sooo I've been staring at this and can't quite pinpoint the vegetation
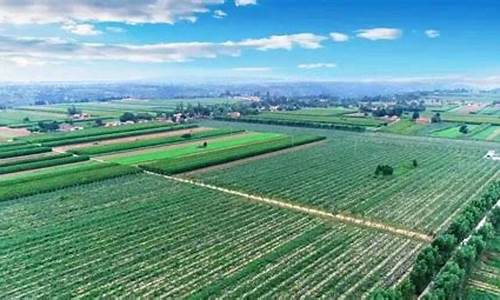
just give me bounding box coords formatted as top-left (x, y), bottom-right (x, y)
top-left (0, 154), bottom-right (89, 175)
top-left (106, 132), bottom-right (287, 165)
top-left (193, 121), bottom-right (499, 233)
top-left (0, 163), bottom-right (139, 202)
top-left (141, 134), bottom-right (324, 175)
top-left (0, 174), bottom-right (423, 298)
top-left (69, 128), bottom-right (243, 155)
top-left (0, 145), bottom-right (52, 159)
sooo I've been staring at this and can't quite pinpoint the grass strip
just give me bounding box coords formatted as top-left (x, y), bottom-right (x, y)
top-left (70, 128), bottom-right (244, 155)
top-left (141, 135), bottom-right (325, 175)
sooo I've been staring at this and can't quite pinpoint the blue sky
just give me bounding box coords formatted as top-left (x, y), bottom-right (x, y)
top-left (0, 0), bottom-right (499, 85)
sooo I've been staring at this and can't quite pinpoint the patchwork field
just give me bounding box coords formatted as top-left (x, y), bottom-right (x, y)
top-left (0, 174), bottom-right (424, 298)
top-left (431, 124), bottom-right (479, 139)
top-left (1, 113), bottom-right (499, 298)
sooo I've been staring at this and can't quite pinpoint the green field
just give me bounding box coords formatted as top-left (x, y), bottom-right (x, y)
top-left (141, 134), bottom-right (324, 175)
top-left (466, 232), bottom-right (500, 299)
top-left (0, 173), bottom-right (424, 298)
top-left (69, 128), bottom-right (242, 155)
top-left (381, 119), bottom-right (426, 135)
top-left (0, 109), bottom-right (68, 126)
top-left (431, 124), bottom-right (479, 138)
top-left (192, 121), bottom-right (500, 234)
top-left (242, 111), bottom-right (385, 127)
top-left (472, 125), bottom-right (500, 141)
top-left (106, 132), bottom-right (286, 165)
top-left (275, 107), bottom-right (358, 116)
top-left (26, 98), bottom-right (241, 118)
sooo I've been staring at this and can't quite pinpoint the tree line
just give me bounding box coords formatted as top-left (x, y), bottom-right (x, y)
top-left (372, 181), bottom-right (500, 299)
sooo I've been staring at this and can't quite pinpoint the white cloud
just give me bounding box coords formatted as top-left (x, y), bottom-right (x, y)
top-left (213, 10), bottom-right (227, 19)
top-left (356, 28), bottom-right (402, 40)
top-left (235, 0), bottom-right (257, 6)
top-left (330, 32), bottom-right (349, 42)
top-left (232, 67), bottom-right (272, 72)
top-left (0, 33), bottom-right (325, 66)
top-left (237, 33), bottom-right (327, 50)
top-left (425, 29), bottom-right (440, 39)
top-left (298, 63), bottom-right (337, 69)
top-left (106, 26), bottom-right (126, 33)
top-left (0, 0), bottom-right (226, 25)
top-left (61, 23), bottom-right (102, 36)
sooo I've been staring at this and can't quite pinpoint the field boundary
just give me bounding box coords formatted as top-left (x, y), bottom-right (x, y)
top-left (146, 171), bottom-right (433, 243)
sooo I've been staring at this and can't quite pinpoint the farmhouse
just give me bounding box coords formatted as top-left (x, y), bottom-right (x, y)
top-left (484, 150), bottom-right (500, 161)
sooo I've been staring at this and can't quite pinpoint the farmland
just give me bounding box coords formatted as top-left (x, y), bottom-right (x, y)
top-left (239, 111), bottom-right (386, 127)
top-left (103, 132), bottom-right (288, 165)
top-left (1, 103), bottom-right (500, 298)
top-left (191, 121), bottom-right (500, 234)
top-left (0, 174), bottom-right (424, 298)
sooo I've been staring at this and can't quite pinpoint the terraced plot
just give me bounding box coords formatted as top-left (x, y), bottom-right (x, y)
top-left (0, 174), bottom-right (424, 298)
top-left (190, 122), bottom-right (500, 234)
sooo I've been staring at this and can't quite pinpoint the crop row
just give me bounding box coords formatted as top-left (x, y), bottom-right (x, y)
top-left (0, 152), bottom-right (72, 168)
top-left (0, 154), bottom-right (89, 175)
top-left (69, 128), bottom-right (244, 155)
top-left (19, 122), bottom-right (188, 144)
top-left (0, 145), bottom-right (52, 159)
top-left (190, 128), bottom-right (499, 232)
top-left (0, 163), bottom-right (139, 202)
top-left (40, 124), bottom-right (198, 147)
top-left (141, 134), bottom-right (325, 175)
top-left (0, 174), bottom-right (421, 298)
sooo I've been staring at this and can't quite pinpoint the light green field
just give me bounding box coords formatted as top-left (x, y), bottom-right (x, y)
top-left (276, 107), bottom-right (357, 116)
top-left (106, 132), bottom-right (285, 165)
top-left (472, 126), bottom-right (500, 141)
top-left (431, 124), bottom-right (479, 138)
top-left (0, 109), bottom-right (67, 126)
top-left (381, 119), bottom-right (426, 135)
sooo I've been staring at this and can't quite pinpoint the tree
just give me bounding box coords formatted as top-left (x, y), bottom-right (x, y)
top-left (120, 112), bottom-right (136, 123)
top-left (431, 112), bottom-right (441, 123)
top-left (37, 121), bottom-right (59, 132)
top-left (412, 159), bottom-right (418, 168)
top-left (375, 165), bottom-right (394, 176)
top-left (67, 105), bottom-right (81, 116)
top-left (412, 111), bottom-right (420, 120)
top-left (95, 118), bottom-right (104, 127)
top-left (459, 124), bottom-right (468, 134)
top-left (23, 117), bottom-right (30, 123)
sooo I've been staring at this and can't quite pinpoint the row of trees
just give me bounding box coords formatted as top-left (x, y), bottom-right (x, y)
top-left (373, 181), bottom-right (500, 299)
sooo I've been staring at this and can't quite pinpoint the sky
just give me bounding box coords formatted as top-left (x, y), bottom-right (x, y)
top-left (0, 0), bottom-right (499, 85)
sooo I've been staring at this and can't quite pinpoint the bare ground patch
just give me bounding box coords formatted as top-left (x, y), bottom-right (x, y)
top-left (0, 127), bottom-right (31, 141)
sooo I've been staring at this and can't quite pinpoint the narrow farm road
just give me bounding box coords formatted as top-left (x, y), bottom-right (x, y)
top-left (145, 171), bottom-right (433, 243)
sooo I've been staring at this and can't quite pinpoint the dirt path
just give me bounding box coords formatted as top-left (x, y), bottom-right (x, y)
top-left (53, 127), bottom-right (210, 152)
top-left (180, 139), bottom-right (326, 176)
top-left (146, 171), bottom-right (433, 243)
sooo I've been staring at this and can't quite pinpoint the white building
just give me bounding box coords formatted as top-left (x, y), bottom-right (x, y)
top-left (484, 150), bottom-right (500, 161)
